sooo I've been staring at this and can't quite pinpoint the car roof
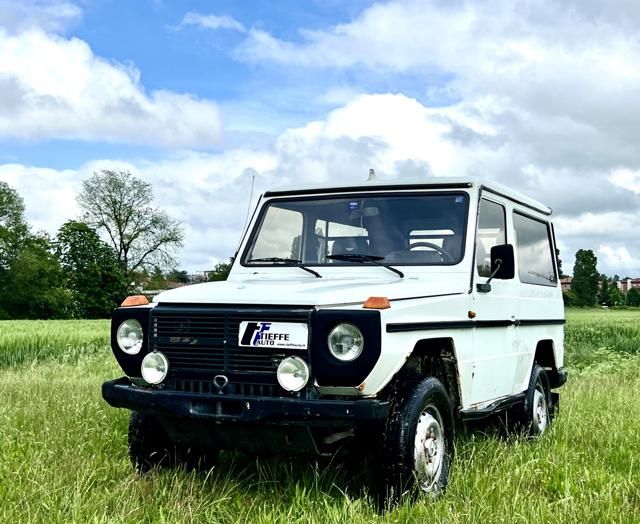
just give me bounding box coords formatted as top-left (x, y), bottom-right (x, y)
top-left (263, 177), bottom-right (552, 216)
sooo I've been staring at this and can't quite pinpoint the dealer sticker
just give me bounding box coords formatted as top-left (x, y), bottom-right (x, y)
top-left (239, 321), bottom-right (308, 349)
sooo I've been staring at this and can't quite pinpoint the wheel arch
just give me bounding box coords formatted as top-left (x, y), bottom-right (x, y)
top-left (384, 337), bottom-right (462, 414)
top-left (532, 339), bottom-right (566, 389)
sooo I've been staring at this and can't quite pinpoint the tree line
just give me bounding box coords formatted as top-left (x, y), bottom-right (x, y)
top-left (0, 169), bottom-right (230, 320)
top-left (564, 248), bottom-right (640, 307)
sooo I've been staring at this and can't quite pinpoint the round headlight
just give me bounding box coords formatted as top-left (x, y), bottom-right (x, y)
top-left (328, 323), bottom-right (364, 361)
top-left (116, 319), bottom-right (144, 355)
top-left (141, 352), bottom-right (169, 385)
top-left (276, 356), bottom-right (309, 392)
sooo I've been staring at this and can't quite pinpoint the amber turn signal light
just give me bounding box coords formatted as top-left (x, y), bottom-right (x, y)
top-left (363, 296), bottom-right (391, 309)
top-left (121, 295), bottom-right (149, 307)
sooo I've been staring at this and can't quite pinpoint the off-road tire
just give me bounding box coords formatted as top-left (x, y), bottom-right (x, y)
top-left (128, 411), bottom-right (219, 473)
top-left (128, 411), bottom-right (175, 473)
top-left (520, 364), bottom-right (553, 437)
top-left (377, 376), bottom-right (455, 507)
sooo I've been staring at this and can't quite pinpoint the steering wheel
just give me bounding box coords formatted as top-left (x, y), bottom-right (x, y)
top-left (403, 241), bottom-right (455, 262)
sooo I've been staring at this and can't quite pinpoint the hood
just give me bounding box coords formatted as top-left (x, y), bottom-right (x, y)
top-left (154, 276), bottom-right (467, 307)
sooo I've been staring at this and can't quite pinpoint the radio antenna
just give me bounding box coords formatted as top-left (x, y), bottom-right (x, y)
top-left (243, 170), bottom-right (256, 231)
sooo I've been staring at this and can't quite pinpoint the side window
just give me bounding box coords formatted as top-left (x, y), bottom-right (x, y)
top-left (476, 199), bottom-right (506, 277)
top-left (513, 212), bottom-right (557, 286)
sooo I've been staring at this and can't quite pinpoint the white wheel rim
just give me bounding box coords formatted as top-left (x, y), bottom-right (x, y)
top-left (413, 406), bottom-right (445, 493)
top-left (532, 386), bottom-right (548, 434)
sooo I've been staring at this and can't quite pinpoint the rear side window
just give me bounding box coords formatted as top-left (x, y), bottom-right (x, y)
top-left (476, 199), bottom-right (506, 277)
top-left (513, 212), bottom-right (557, 286)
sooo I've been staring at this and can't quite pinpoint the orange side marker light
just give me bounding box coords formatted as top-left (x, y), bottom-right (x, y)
top-left (363, 296), bottom-right (391, 309)
top-left (121, 295), bottom-right (149, 307)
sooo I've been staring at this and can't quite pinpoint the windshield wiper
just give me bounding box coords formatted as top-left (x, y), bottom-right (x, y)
top-left (326, 253), bottom-right (404, 278)
top-left (249, 257), bottom-right (322, 278)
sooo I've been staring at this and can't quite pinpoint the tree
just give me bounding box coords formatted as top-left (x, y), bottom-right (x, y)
top-left (627, 288), bottom-right (640, 307)
top-left (556, 248), bottom-right (567, 278)
top-left (0, 181), bottom-right (29, 272)
top-left (0, 234), bottom-right (72, 319)
top-left (562, 289), bottom-right (577, 307)
top-left (571, 249), bottom-right (599, 307)
top-left (56, 221), bottom-right (127, 318)
top-left (78, 169), bottom-right (184, 275)
top-left (208, 261), bottom-right (231, 281)
top-left (598, 274), bottom-right (610, 305)
top-left (167, 269), bottom-right (189, 284)
top-left (608, 285), bottom-right (624, 306)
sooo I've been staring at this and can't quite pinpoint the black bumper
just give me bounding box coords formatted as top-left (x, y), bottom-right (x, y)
top-left (102, 378), bottom-right (390, 424)
top-left (550, 367), bottom-right (568, 389)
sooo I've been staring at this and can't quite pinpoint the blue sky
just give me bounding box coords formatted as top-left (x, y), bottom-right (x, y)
top-left (1, 0), bottom-right (640, 274)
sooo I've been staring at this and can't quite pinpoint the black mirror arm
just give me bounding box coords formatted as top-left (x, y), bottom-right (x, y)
top-left (476, 258), bottom-right (502, 293)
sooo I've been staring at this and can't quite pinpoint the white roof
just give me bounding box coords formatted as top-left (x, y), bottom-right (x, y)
top-left (264, 177), bottom-right (552, 215)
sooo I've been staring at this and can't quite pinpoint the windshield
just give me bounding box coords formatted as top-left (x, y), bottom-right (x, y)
top-left (243, 192), bottom-right (469, 266)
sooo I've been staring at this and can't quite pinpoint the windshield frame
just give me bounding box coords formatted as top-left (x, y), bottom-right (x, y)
top-left (240, 190), bottom-right (471, 268)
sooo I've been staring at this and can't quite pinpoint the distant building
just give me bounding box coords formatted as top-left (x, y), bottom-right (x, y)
top-left (617, 278), bottom-right (640, 293)
top-left (561, 277), bottom-right (572, 291)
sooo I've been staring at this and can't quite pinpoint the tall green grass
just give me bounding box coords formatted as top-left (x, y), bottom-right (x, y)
top-left (0, 310), bottom-right (639, 522)
top-left (0, 320), bottom-right (109, 367)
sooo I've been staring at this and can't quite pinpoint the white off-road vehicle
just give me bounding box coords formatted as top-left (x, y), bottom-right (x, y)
top-left (103, 177), bottom-right (566, 502)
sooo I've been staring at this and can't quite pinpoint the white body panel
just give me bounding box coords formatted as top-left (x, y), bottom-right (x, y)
top-left (154, 177), bottom-right (564, 413)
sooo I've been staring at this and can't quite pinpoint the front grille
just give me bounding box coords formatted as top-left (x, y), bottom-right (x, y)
top-left (150, 305), bottom-right (312, 390)
top-left (168, 379), bottom-right (280, 397)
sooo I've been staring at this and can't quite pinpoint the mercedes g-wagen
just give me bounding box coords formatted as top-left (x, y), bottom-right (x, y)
top-left (103, 177), bottom-right (566, 502)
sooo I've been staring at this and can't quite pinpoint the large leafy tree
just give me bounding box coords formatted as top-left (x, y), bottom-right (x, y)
top-left (627, 287), bottom-right (640, 307)
top-left (571, 249), bottom-right (599, 307)
top-left (1, 235), bottom-right (71, 319)
top-left (208, 261), bottom-right (231, 281)
top-left (0, 181), bottom-right (29, 272)
top-left (56, 221), bottom-right (128, 318)
top-left (598, 274), bottom-right (610, 305)
top-left (77, 169), bottom-right (184, 276)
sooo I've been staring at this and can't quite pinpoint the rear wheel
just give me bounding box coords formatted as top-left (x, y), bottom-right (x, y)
top-left (377, 377), bottom-right (455, 506)
top-left (520, 364), bottom-right (553, 437)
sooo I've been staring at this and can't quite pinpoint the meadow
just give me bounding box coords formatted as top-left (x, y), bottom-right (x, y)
top-left (0, 309), bottom-right (638, 523)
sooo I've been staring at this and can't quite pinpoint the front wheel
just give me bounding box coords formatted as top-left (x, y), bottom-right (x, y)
top-left (128, 411), bottom-right (218, 473)
top-left (378, 376), bottom-right (455, 505)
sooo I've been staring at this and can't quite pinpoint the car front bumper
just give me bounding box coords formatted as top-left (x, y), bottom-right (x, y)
top-left (102, 377), bottom-right (390, 425)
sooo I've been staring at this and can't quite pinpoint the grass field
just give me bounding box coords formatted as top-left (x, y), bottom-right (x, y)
top-left (1, 310), bottom-right (639, 523)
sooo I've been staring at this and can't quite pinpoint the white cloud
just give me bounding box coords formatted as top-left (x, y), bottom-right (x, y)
top-left (179, 12), bottom-right (245, 32)
top-left (598, 245), bottom-right (640, 272)
top-left (609, 168), bottom-right (640, 194)
top-left (0, 29), bottom-right (222, 147)
top-left (0, 0), bottom-right (81, 34)
top-left (3, 92), bottom-right (639, 275)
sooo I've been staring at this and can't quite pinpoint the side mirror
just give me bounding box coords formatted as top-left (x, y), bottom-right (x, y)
top-left (490, 244), bottom-right (515, 280)
top-left (477, 244), bottom-right (514, 293)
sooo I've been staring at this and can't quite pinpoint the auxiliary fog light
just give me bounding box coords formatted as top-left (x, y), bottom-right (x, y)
top-left (141, 352), bottom-right (169, 385)
top-left (116, 319), bottom-right (144, 355)
top-left (276, 356), bottom-right (310, 392)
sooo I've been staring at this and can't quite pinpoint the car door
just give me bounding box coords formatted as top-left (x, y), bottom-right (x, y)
top-left (469, 197), bottom-right (520, 405)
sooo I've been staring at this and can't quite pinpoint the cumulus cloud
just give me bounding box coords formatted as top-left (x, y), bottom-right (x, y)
top-left (229, 0), bottom-right (640, 275)
top-left (179, 12), bottom-right (245, 32)
top-left (3, 92), bottom-right (640, 275)
top-left (0, 29), bottom-right (222, 147)
top-left (598, 246), bottom-right (640, 272)
top-left (0, 0), bottom-right (81, 34)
